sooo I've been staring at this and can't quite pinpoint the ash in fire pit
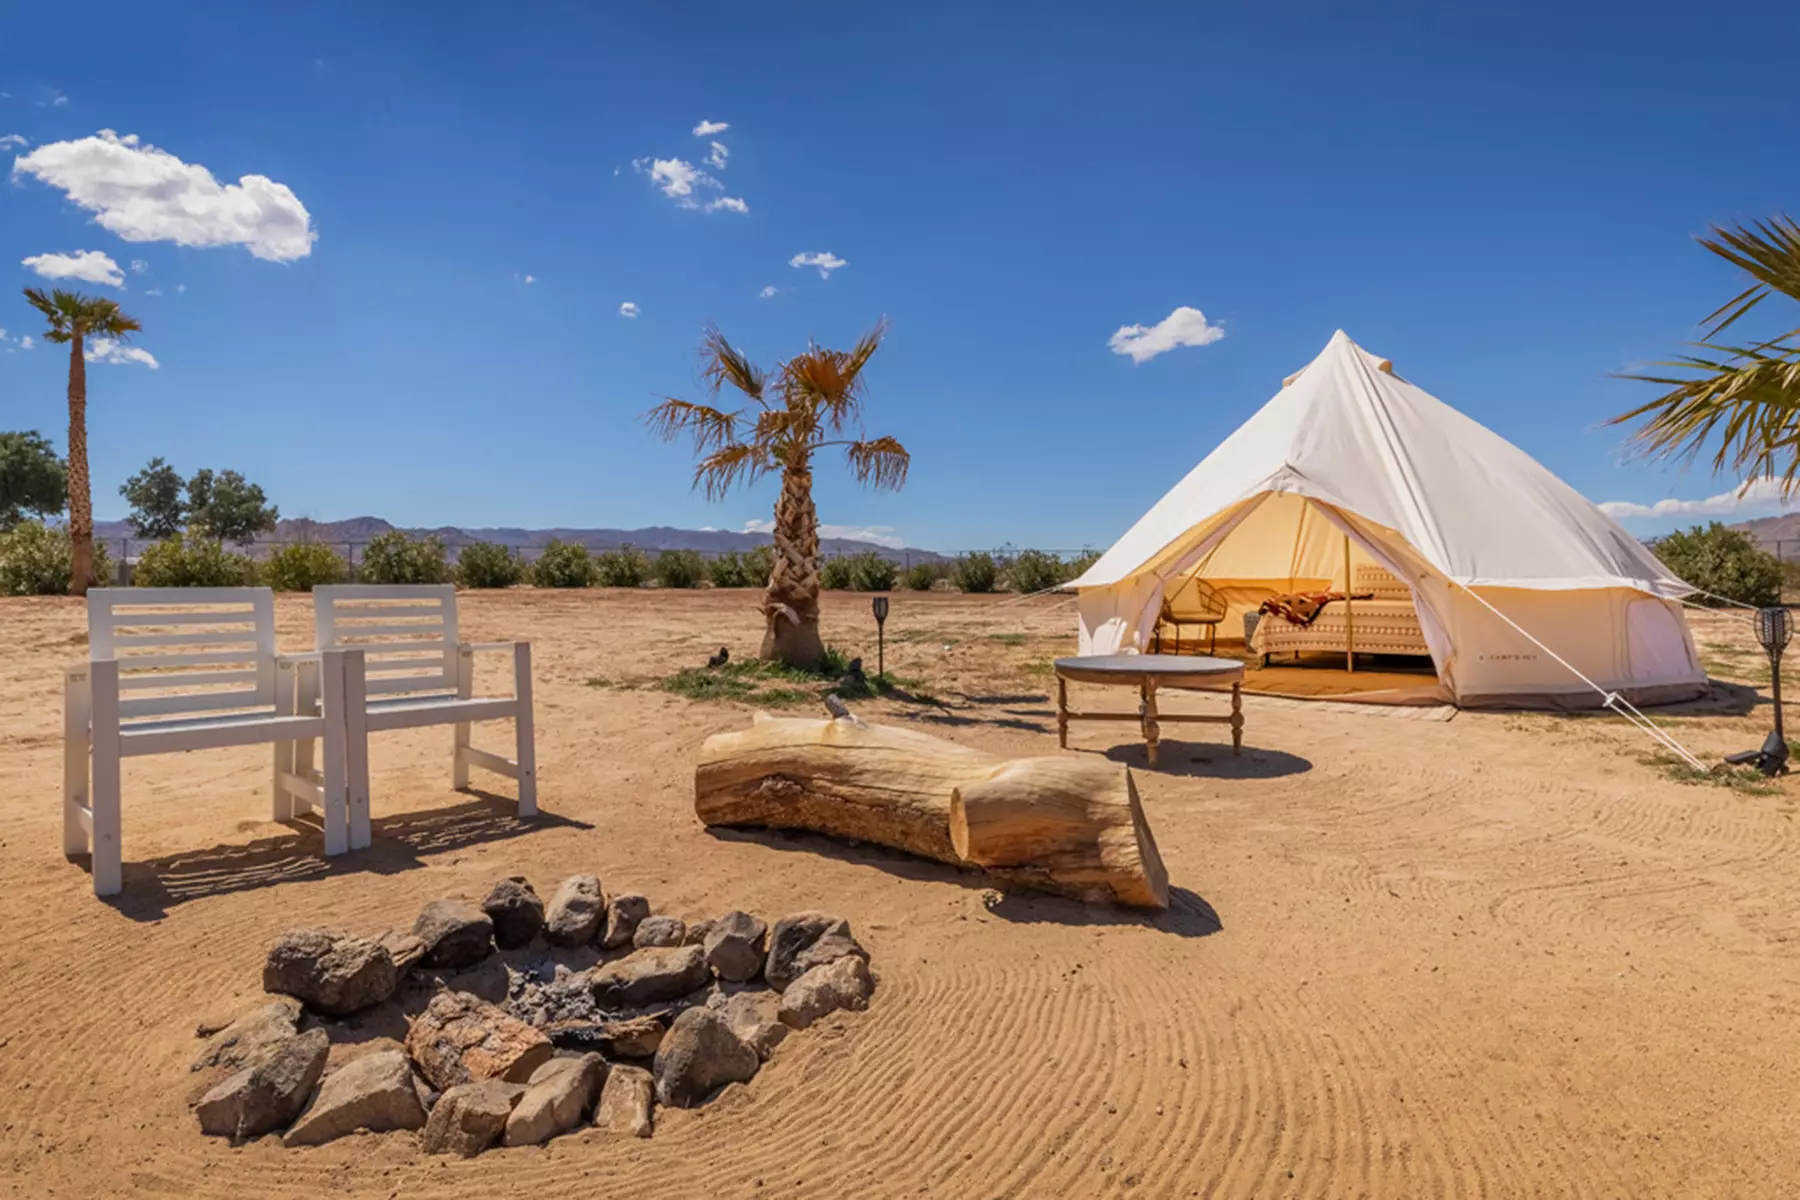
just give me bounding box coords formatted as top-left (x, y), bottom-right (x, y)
top-left (189, 875), bottom-right (875, 1157)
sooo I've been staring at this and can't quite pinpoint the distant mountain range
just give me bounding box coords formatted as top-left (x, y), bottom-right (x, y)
top-left (91, 516), bottom-right (948, 563)
top-left (1731, 514), bottom-right (1800, 553)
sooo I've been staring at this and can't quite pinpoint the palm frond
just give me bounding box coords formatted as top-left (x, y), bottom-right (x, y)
top-left (1696, 215), bottom-right (1800, 339)
top-left (694, 442), bottom-right (775, 500)
top-left (1613, 341), bottom-right (1800, 493)
top-left (643, 398), bottom-right (742, 452)
top-left (844, 435), bottom-right (910, 492)
top-left (780, 320), bottom-right (889, 433)
top-left (22, 286), bottom-right (140, 339)
top-left (700, 326), bottom-right (768, 405)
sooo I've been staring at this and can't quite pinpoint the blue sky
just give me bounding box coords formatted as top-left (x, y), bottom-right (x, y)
top-left (2, 1), bottom-right (1798, 552)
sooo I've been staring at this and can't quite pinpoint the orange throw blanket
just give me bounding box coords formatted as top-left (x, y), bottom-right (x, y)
top-left (1260, 591), bottom-right (1373, 626)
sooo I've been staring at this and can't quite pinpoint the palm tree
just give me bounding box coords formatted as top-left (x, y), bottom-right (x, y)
top-left (23, 288), bottom-right (142, 595)
top-left (1611, 216), bottom-right (1800, 489)
top-left (647, 322), bottom-right (909, 670)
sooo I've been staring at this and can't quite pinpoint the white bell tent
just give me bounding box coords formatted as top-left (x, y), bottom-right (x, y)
top-left (1072, 331), bottom-right (1707, 709)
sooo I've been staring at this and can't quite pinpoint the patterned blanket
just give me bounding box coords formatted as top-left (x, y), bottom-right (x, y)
top-left (1260, 591), bottom-right (1374, 626)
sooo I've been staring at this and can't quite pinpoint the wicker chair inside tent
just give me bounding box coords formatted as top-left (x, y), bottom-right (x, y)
top-left (1153, 578), bottom-right (1228, 655)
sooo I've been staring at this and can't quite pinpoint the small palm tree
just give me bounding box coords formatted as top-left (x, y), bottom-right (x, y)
top-left (647, 322), bottom-right (909, 670)
top-left (23, 288), bottom-right (142, 595)
top-left (1611, 216), bottom-right (1800, 489)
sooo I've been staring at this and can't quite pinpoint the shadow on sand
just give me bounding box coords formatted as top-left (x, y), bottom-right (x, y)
top-left (91, 791), bottom-right (593, 922)
top-left (1101, 739), bottom-right (1314, 779)
top-left (705, 826), bottom-right (1221, 940)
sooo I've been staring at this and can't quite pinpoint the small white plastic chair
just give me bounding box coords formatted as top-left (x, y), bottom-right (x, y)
top-left (65, 588), bottom-right (350, 897)
top-left (312, 585), bottom-right (536, 851)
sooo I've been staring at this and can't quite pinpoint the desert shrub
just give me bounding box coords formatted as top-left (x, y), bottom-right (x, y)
top-left (654, 549), bottom-right (705, 589)
top-left (1005, 549), bottom-right (1069, 594)
top-left (847, 551), bottom-right (898, 591)
top-left (134, 535), bottom-right (259, 588)
top-left (902, 561), bottom-right (944, 591)
top-left (531, 540), bottom-right (598, 588)
top-left (820, 556), bottom-right (853, 590)
top-left (742, 545), bottom-right (775, 587)
top-left (951, 552), bottom-right (998, 594)
top-left (357, 530), bottom-right (449, 585)
top-left (1064, 549), bottom-right (1101, 580)
top-left (706, 550), bottom-right (750, 588)
top-left (262, 543), bottom-right (348, 592)
top-left (1653, 522), bottom-right (1781, 607)
top-left (595, 544), bottom-right (650, 588)
top-left (0, 520), bottom-right (109, 595)
top-left (455, 541), bottom-right (524, 589)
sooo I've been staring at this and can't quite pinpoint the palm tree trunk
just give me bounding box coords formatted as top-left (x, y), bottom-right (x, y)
top-left (66, 334), bottom-right (95, 596)
top-left (760, 462), bottom-right (826, 669)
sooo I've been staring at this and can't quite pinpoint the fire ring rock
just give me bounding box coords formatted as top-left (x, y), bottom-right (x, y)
top-left (405, 990), bottom-right (555, 1092)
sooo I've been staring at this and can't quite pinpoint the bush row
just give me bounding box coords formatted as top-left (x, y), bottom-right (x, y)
top-left (820, 549), bottom-right (1101, 593)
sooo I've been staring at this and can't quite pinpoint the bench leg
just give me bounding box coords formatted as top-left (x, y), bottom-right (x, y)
top-left (64, 668), bottom-right (91, 859)
top-left (90, 661), bottom-right (122, 897)
top-left (272, 660), bottom-right (297, 821)
top-left (513, 643), bottom-right (537, 817)
top-left (319, 652), bottom-right (349, 857)
top-left (452, 647), bottom-right (473, 791)
top-left (291, 660), bottom-right (319, 815)
top-left (344, 651), bottom-right (372, 852)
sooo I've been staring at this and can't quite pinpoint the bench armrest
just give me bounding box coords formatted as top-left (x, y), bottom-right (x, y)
top-left (461, 641), bottom-right (526, 654)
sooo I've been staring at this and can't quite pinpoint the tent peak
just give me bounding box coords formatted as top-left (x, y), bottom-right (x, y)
top-left (1283, 331), bottom-right (1395, 387)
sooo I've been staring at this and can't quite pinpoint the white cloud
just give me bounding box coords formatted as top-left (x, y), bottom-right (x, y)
top-left (19, 336), bottom-right (32, 350)
top-left (50, 92), bottom-right (68, 107)
top-left (1598, 478), bottom-right (1800, 521)
top-left (0, 134), bottom-right (26, 150)
top-left (522, 274), bottom-right (536, 285)
top-left (706, 196), bottom-right (749, 214)
top-left (144, 288), bottom-right (162, 296)
top-left (642, 157), bottom-right (717, 200)
top-left (85, 338), bottom-right (157, 369)
top-left (619, 301), bottom-right (639, 318)
top-left (742, 518), bottom-right (903, 548)
top-left (693, 119), bottom-right (729, 136)
top-left (789, 251), bottom-right (847, 279)
top-left (1107, 305), bottom-right (1226, 364)
top-left (706, 140), bottom-right (729, 170)
top-left (21, 249), bottom-right (125, 287)
top-left (758, 285), bottom-right (779, 299)
top-left (129, 258), bottom-right (148, 274)
top-left (175, 283), bottom-right (186, 293)
top-left (12, 129), bottom-right (316, 262)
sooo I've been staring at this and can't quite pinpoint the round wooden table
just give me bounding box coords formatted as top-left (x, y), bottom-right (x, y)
top-left (1054, 654), bottom-right (1245, 768)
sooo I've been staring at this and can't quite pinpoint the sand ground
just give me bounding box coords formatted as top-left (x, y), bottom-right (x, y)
top-left (1, 590), bottom-right (1797, 1198)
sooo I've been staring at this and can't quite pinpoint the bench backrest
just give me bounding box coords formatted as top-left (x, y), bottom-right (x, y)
top-left (87, 587), bottom-right (278, 720)
top-left (313, 585), bottom-right (459, 697)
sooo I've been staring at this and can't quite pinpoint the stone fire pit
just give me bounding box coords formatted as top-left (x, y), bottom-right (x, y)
top-left (188, 874), bottom-right (875, 1156)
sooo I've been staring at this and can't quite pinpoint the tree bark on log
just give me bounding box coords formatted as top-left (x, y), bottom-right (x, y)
top-left (950, 758), bottom-right (1168, 909)
top-left (694, 714), bottom-right (1168, 908)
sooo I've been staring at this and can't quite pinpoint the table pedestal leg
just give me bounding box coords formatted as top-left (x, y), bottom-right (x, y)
top-left (1056, 676), bottom-right (1069, 750)
top-left (1230, 682), bottom-right (1243, 755)
top-left (1141, 678), bottom-right (1161, 768)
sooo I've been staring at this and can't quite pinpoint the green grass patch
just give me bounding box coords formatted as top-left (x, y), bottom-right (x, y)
top-left (659, 648), bottom-right (941, 708)
top-left (1638, 750), bottom-right (1783, 796)
top-left (986, 632), bottom-right (1030, 647)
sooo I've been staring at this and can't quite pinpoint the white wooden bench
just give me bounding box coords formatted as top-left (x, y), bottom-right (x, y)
top-left (65, 588), bottom-right (350, 897)
top-left (313, 585), bottom-right (536, 851)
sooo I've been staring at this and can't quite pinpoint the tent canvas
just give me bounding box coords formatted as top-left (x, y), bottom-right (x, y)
top-left (1072, 331), bottom-right (1706, 708)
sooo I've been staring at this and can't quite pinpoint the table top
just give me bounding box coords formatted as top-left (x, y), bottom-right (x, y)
top-left (1054, 654), bottom-right (1246, 687)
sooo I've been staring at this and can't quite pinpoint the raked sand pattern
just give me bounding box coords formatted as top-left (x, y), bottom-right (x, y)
top-left (0, 592), bottom-right (1795, 1197)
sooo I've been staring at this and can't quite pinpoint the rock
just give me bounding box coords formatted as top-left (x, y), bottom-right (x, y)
top-left (765, 912), bottom-right (868, 991)
top-left (405, 990), bottom-right (555, 1092)
top-left (599, 1015), bottom-right (666, 1059)
top-left (545, 875), bottom-right (605, 946)
top-left (413, 899), bottom-right (494, 969)
top-left (376, 929), bottom-right (427, 973)
top-left (196, 1028), bottom-right (329, 1140)
top-left (683, 918), bottom-right (715, 946)
top-left (778, 956), bottom-right (875, 1030)
top-left (720, 990), bottom-right (789, 1060)
top-left (594, 1064), bottom-right (654, 1137)
top-left (653, 1007), bottom-right (759, 1108)
top-left (481, 876), bottom-right (545, 949)
top-left (190, 998), bottom-right (301, 1073)
top-left (502, 1053), bottom-right (606, 1146)
top-left (589, 944), bottom-right (710, 1008)
top-left (263, 928), bottom-right (398, 1016)
top-left (283, 1048), bottom-right (428, 1146)
top-left (600, 893), bottom-right (650, 949)
top-left (704, 911), bottom-right (769, 983)
top-left (421, 1079), bottom-right (526, 1157)
top-left (632, 915), bottom-right (687, 949)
